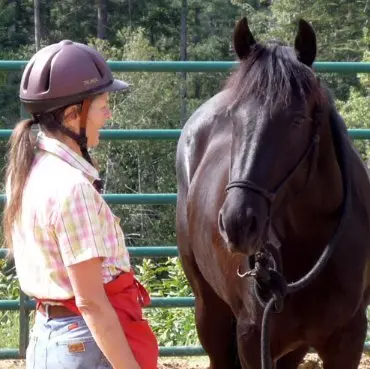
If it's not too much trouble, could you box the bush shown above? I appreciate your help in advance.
[136,257,199,346]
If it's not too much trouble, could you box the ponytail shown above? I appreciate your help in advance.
[3,119,35,250]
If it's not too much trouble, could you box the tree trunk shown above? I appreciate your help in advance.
[34,0,41,51]
[7,0,16,41]
[42,0,52,41]
[128,0,132,28]
[97,0,108,39]
[180,0,188,126]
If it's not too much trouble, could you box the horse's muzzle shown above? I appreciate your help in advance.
[218,189,268,255]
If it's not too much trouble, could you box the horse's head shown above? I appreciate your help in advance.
[219,17,327,255]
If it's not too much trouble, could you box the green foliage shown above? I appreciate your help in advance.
[137,257,198,346]
[336,27,370,160]
[0,0,33,49]
[0,45,34,129]
[0,312,19,349]
[0,260,19,300]
[0,259,21,348]
[337,89,370,160]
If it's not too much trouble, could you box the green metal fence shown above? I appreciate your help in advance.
[0,60,370,359]
[1,60,370,73]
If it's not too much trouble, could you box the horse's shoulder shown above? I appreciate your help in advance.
[177,91,230,185]
[182,91,229,138]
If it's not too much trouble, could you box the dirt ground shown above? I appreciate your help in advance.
[0,354,370,368]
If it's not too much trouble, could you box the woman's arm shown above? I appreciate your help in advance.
[66,257,140,369]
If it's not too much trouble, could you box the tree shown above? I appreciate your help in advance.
[268,0,369,100]
[337,27,370,160]
[97,0,108,39]
[180,0,188,125]
[0,0,33,49]
[34,0,41,50]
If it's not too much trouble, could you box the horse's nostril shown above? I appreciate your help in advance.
[246,208,258,234]
[249,214,257,234]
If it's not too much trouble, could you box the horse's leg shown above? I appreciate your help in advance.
[194,277,241,369]
[176,188,241,369]
[314,308,367,369]
[236,320,262,369]
[180,250,241,369]
[275,346,309,369]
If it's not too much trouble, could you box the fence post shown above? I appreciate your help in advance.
[18,291,29,358]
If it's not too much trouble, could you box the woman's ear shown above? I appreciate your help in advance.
[63,105,81,125]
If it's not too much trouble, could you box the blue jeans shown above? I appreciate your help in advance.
[26,312,112,369]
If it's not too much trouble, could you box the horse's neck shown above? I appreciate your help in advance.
[312,116,344,213]
[277,114,343,247]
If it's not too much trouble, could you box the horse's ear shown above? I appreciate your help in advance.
[233,17,256,60]
[294,19,317,67]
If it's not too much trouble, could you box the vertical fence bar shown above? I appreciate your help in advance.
[18,76,30,357]
[18,291,29,358]
[19,89,29,356]
[20,102,29,120]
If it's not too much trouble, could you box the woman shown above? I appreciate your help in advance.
[3,40,158,369]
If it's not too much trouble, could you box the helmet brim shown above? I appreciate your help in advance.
[105,79,130,93]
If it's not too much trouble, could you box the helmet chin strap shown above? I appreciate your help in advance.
[57,98,104,193]
[56,99,93,164]
[79,98,104,193]
[78,98,93,165]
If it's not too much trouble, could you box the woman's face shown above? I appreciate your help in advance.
[86,92,112,148]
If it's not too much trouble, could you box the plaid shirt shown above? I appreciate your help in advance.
[8,132,131,300]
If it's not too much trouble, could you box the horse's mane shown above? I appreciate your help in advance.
[222,42,325,111]
[221,40,358,169]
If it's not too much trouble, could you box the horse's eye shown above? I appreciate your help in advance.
[292,119,303,127]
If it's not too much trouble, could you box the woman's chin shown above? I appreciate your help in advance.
[88,138,99,148]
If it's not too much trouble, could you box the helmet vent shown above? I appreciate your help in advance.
[93,60,104,78]
[22,61,35,91]
[44,67,51,92]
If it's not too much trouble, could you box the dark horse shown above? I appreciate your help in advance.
[176,17,370,369]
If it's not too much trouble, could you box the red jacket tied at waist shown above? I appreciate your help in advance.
[37,272,159,369]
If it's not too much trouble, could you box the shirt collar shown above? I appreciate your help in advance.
[36,131,100,182]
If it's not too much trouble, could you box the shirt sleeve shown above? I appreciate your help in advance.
[54,181,109,267]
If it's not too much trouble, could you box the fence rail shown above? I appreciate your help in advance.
[0,296,195,310]
[1,60,370,73]
[1,128,370,140]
